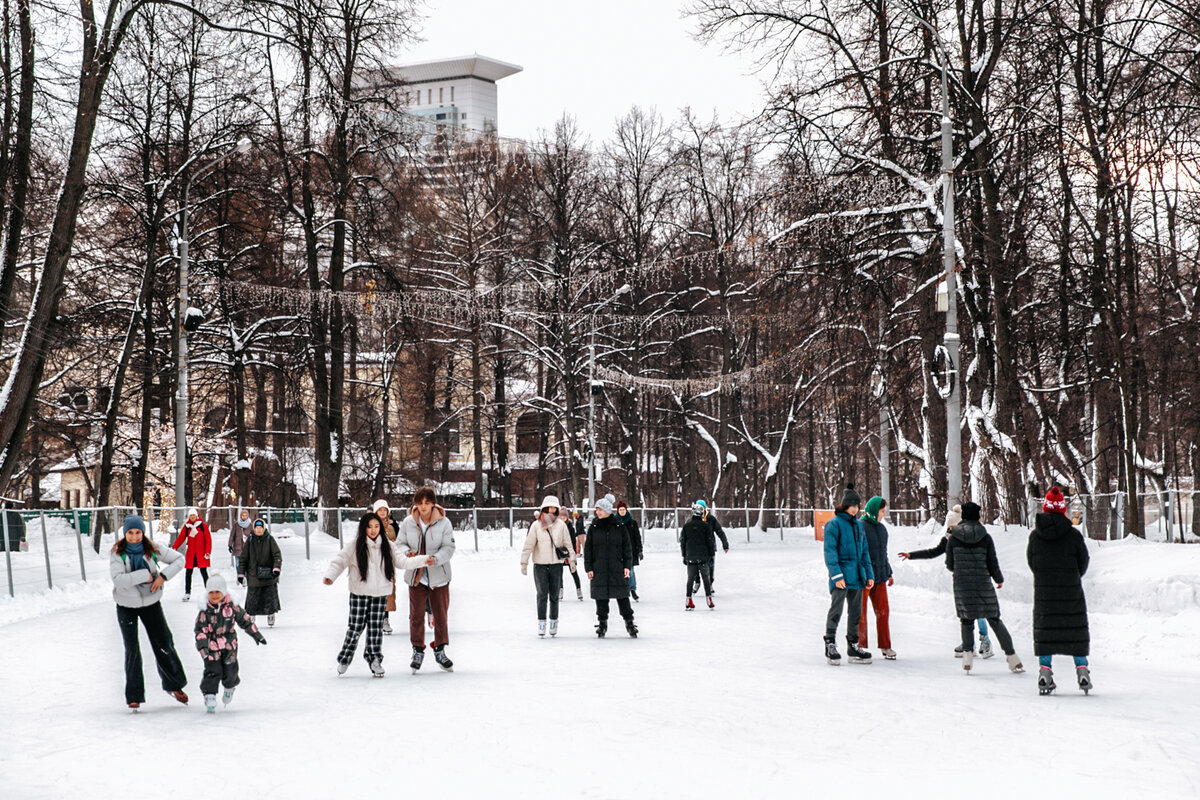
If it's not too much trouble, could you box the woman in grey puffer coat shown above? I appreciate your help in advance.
[110,515,189,708]
[944,503,1024,674]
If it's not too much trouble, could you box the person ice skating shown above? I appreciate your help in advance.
[325,512,433,677]
[399,487,457,673]
[572,510,586,556]
[111,515,189,708]
[172,507,212,601]
[858,496,896,659]
[194,573,266,712]
[680,501,716,610]
[899,503,993,658]
[689,500,729,594]
[584,497,637,638]
[941,502,1024,674]
[521,496,578,637]
[614,501,643,601]
[1028,487,1092,695]
[238,518,281,627]
[373,499,399,635]
[230,508,251,578]
[822,485,874,665]
[558,507,584,601]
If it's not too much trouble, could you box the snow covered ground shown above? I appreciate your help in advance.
[2,522,1198,798]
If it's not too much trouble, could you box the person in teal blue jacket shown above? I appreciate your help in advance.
[823,484,874,665]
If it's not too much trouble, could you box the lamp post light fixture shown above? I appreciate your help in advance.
[586,282,632,513]
[175,137,251,528]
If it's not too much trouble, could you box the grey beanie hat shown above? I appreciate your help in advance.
[595,497,614,515]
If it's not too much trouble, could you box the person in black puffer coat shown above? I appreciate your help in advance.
[945,502,1024,673]
[583,498,636,638]
[238,519,282,626]
[1027,486,1091,695]
[680,502,716,609]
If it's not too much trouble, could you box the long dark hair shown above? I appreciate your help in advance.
[355,512,394,583]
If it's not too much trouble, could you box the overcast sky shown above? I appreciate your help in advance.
[400,0,771,144]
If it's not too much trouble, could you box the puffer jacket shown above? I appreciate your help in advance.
[584,514,632,601]
[945,521,1004,619]
[1027,512,1090,656]
[325,535,429,596]
[861,516,892,582]
[398,509,456,588]
[521,518,577,569]
[194,593,264,663]
[110,544,184,608]
[238,531,282,588]
[823,511,874,591]
[680,516,716,563]
[172,518,212,568]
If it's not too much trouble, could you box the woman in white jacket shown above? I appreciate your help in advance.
[324,512,432,677]
[520,496,577,637]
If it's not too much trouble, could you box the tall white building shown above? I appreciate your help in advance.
[379,54,523,136]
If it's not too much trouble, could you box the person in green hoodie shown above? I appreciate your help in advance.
[857,496,896,659]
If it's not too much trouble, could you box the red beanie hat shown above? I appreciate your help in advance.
[1043,487,1067,514]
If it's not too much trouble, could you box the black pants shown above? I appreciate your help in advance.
[117,603,187,704]
[184,567,209,595]
[961,617,1015,655]
[595,597,634,622]
[533,564,563,620]
[562,563,581,591]
[691,557,718,592]
[686,562,713,597]
[199,657,241,695]
[825,586,863,639]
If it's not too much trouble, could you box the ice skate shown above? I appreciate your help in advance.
[337,661,348,675]
[576,587,583,601]
[596,620,607,638]
[549,619,558,637]
[181,594,191,602]
[954,644,965,658]
[168,690,188,705]
[433,645,454,671]
[979,636,994,659]
[369,658,385,678]
[1076,666,1092,695]
[1038,666,1056,695]
[824,636,841,665]
[846,639,872,664]
[706,596,715,609]
[1007,653,1025,673]
[631,590,639,602]
[686,597,695,611]
[382,617,392,635]
[538,620,547,638]
[962,648,974,671]
[127,702,140,711]
[204,694,217,713]
[625,619,638,638]
[881,649,897,660]
[410,647,424,673]
[267,614,275,628]
[222,687,236,706]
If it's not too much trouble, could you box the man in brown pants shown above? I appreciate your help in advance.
[398,487,457,673]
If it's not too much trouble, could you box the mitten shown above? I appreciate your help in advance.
[273,568,280,575]
[255,635,267,645]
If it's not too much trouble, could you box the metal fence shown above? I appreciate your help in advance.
[1028,490,1198,542]
[2,503,935,597]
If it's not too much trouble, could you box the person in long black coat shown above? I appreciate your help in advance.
[583,499,636,637]
[944,502,1024,673]
[1028,486,1091,694]
[614,501,643,600]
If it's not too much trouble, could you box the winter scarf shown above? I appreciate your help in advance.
[863,496,884,523]
[124,540,149,572]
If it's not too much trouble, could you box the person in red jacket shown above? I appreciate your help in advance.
[172,507,212,601]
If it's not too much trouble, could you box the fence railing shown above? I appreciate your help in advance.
[1028,490,1198,542]
[1,503,937,598]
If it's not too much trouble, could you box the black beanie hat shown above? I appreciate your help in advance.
[839,483,862,508]
[961,502,981,521]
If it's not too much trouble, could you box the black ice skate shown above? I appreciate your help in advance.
[824,636,842,666]
[596,620,607,638]
[846,638,872,664]
[625,619,638,638]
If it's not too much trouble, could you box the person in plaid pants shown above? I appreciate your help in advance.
[324,512,433,676]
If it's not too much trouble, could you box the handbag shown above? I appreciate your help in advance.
[255,565,275,581]
[550,526,570,560]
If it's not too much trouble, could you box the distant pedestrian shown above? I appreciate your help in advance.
[558,507,584,601]
[172,507,212,601]
[680,501,715,610]
[943,502,1024,675]
[238,519,282,627]
[111,515,189,709]
[373,499,399,635]
[614,501,643,601]
[1028,487,1092,695]
[822,484,874,665]
[584,498,637,638]
[520,496,577,637]
[194,573,266,712]
[230,509,251,580]
[857,496,895,660]
[324,512,432,677]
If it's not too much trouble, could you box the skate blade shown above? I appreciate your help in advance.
[849,658,872,664]
[883,654,897,660]
[826,659,842,666]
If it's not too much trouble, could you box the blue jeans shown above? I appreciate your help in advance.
[1039,655,1088,668]
[629,567,637,593]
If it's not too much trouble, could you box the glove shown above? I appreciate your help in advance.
[272,568,280,575]
[724,549,729,553]
[521,564,527,575]
[237,576,245,586]
[255,635,267,645]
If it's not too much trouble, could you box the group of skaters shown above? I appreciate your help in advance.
[823,483,1093,695]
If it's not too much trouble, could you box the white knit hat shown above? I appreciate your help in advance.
[373,499,390,513]
[539,495,560,510]
[187,507,199,518]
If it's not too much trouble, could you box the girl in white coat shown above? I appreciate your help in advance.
[324,512,432,677]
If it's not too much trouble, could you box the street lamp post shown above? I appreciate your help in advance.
[587,283,632,512]
[175,138,251,529]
